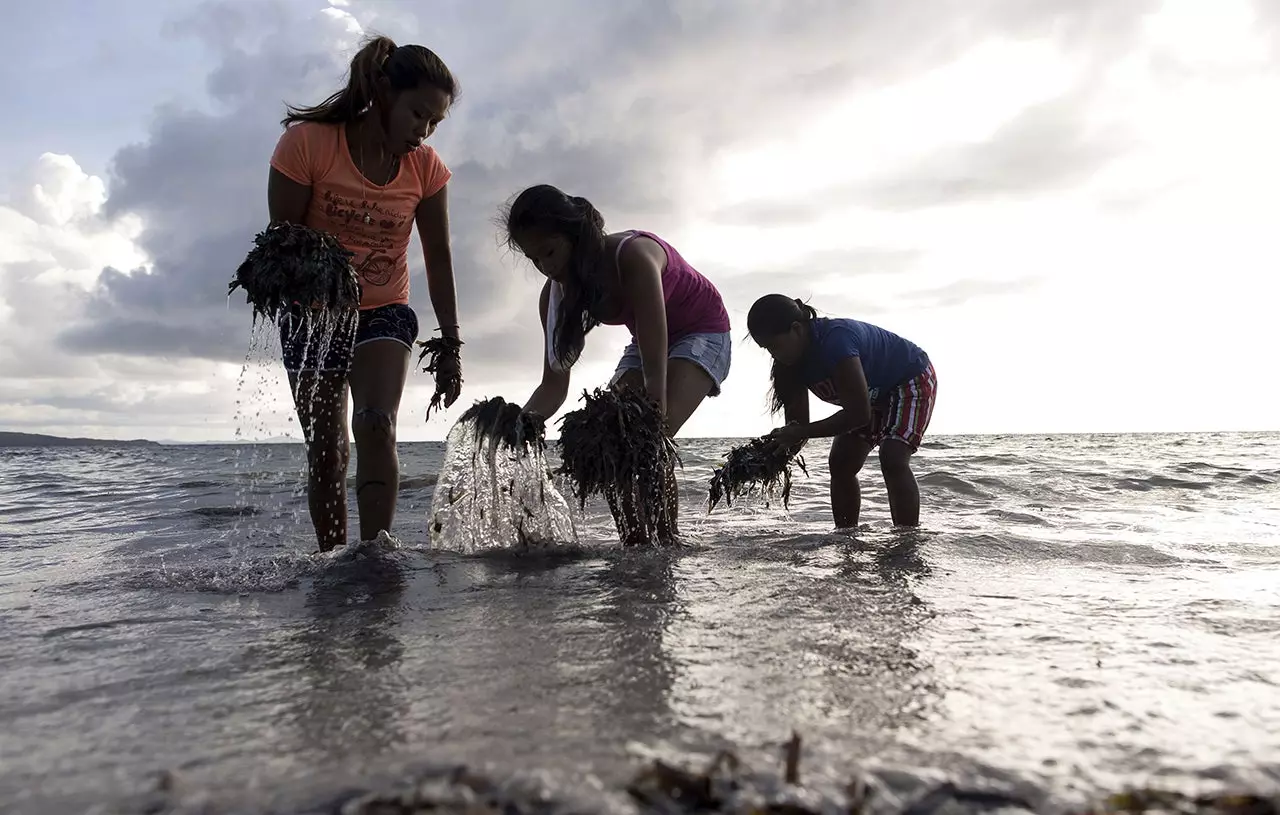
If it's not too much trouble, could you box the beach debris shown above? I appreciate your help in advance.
[626,732,1041,815]
[707,435,808,512]
[416,335,465,420]
[333,764,571,815]
[119,734,1280,815]
[228,221,361,324]
[429,396,578,553]
[556,385,680,545]
[1081,790,1278,815]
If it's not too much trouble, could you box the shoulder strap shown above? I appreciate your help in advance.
[545,282,568,372]
[614,230,640,268]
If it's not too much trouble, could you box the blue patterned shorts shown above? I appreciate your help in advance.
[610,331,733,397]
[279,303,419,373]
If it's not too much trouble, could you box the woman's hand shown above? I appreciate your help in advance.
[766,421,807,452]
[435,349,462,408]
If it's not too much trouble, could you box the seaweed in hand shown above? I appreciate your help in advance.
[416,334,465,419]
[456,396,546,455]
[556,385,680,544]
[228,222,360,324]
[707,435,808,512]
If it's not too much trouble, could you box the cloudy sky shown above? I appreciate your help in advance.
[2,0,1277,442]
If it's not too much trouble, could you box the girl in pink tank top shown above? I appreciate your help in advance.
[504,184,733,546]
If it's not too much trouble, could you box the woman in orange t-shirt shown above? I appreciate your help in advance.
[267,35,462,552]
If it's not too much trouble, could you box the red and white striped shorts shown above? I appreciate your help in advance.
[856,361,938,452]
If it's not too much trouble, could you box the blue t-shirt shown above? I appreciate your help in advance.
[802,317,929,406]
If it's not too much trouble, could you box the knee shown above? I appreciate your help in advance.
[351,408,398,449]
[878,443,913,478]
[306,435,349,480]
[829,447,865,479]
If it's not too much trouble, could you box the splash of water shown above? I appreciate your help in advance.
[429,411,580,554]
[228,308,359,555]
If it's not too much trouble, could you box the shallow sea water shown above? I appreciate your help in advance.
[0,431,1278,813]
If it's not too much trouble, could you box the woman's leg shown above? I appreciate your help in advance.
[346,339,413,542]
[281,306,355,552]
[878,441,920,526]
[344,303,419,542]
[611,330,732,547]
[877,363,937,527]
[829,432,874,529]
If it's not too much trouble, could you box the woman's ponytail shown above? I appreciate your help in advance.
[282,36,398,127]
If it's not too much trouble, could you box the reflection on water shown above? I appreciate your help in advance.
[2,433,1279,813]
[285,556,411,767]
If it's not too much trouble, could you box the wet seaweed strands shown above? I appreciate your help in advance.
[556,386,680,545]
[430,396,578,553]
[228,222,363,444]
[416,335,465,420]
[457,396,547,454]
[228,222,361,324]
[707,435,808,512]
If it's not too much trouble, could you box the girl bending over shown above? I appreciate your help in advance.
[747,294,937,528]
[506,184,732,545]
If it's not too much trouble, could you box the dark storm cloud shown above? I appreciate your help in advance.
[58,0,1164,375]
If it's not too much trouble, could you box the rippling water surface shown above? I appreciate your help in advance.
[1,432,1278,814]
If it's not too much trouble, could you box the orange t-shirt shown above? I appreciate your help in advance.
[269,121,452,310]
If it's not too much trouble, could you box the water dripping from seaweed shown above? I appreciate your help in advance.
[429,397,580,554]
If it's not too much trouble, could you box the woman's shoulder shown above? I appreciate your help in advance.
[611,230,668,261]
[271,121,342,184]
[277,120,341,144]
[405,143,451,197]
[272,120,342,162]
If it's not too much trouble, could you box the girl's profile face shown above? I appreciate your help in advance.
[513,229,573,283]
[757,322,807,366]
[385,84,451,155]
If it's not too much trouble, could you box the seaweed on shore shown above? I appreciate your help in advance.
[228,222,361,324]
[707,435,808,512]
[416,335,465,420]
[555,386,679,543]
[626,730,1044,815]
[123,729,1280,815]
[628,733,1279,815]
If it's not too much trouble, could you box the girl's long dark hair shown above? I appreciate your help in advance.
[746,294,818,415]
[282,35,458,127]
[502,184,608,369]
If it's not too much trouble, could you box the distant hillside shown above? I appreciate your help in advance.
[0,431,162,448]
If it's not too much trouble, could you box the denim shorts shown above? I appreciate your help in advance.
[279,303,419,373]
[610,331,733,397]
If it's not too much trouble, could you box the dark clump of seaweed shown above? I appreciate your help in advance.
[556,386,679,542]
[457,396,546,455]
[708,435,808,513]
[416,335,465,420]
[228,222,361,324]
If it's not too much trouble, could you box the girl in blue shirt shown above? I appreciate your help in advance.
[747,294,938,528]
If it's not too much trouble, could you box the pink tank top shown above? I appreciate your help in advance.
[602,230,731,341]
